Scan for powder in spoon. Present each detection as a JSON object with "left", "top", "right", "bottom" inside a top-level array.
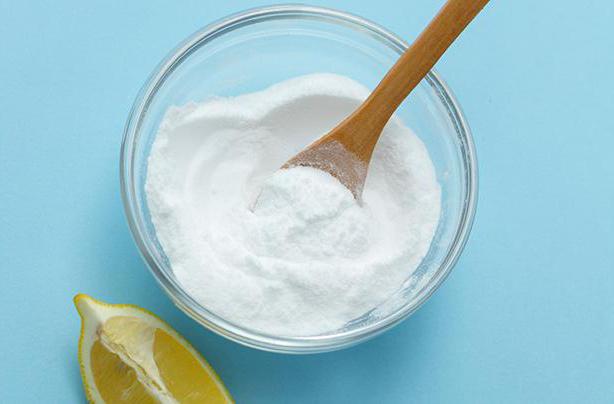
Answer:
[{"left": 146, "top": 73, "right": 441, "bottom": 336}]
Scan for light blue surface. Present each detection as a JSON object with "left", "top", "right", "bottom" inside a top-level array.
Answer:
[{"left": 1, "top": 0, "right": 613, "bottom": 402}]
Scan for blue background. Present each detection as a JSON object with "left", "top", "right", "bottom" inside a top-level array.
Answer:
[{"left": 1, "top": 0, "right": 613, "bottom": 402}]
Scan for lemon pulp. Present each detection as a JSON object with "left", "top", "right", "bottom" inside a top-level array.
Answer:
[{"left": 75, "top": 294, "right": 232, "bottom": 404}]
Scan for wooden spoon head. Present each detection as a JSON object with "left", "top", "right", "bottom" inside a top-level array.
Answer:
[{"left": 282, "top": 139, "right": 367, "bottom": 201}]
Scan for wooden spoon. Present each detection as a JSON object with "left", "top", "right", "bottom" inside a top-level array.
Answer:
[{"left": 282, "top": 0, "right": 489, "bottom": 200}]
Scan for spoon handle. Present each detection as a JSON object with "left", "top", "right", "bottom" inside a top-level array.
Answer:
[{"left": 359, "top": 0, "right": 489, "bottom": 134}]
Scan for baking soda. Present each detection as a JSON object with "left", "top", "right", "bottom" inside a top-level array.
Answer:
[{"left": 146, "top": 74, "right": 441, "bottom": 336}]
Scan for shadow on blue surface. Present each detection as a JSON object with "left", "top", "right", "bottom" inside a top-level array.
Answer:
[
  {"left": 217, "top": 298, "right": 444, "bottom": 402},
  {"left": 66, "top": 344, "right": 86, "bottom": 402}
]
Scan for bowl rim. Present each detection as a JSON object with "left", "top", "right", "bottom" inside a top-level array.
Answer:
[{"left": 120, "top": 3, "right": 478, "bottom": 353}]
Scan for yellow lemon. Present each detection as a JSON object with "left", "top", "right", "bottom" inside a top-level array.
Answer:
[{"left": 74, "top": 294, "right": 233, "bottom": 403}]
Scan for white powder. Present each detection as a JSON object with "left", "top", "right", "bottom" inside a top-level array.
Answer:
[{"left": 146, "top": 74, "right": 441, "bottom": 336}]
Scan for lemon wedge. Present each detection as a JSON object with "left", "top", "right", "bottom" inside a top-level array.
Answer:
[{"left": 74, "top": 294, "right": 233, "bottom": 404}]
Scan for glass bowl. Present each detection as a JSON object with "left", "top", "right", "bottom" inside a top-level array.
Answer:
[{"left": 120, "top": 4, "right": 477, "bottom": 353}]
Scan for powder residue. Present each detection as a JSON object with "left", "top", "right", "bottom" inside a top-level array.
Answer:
[{"left": 146, "top": 73, "right": 441, "bottom": 336}]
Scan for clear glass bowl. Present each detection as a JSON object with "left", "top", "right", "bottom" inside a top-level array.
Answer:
[{"left": 120, "top": 4, "right": 477, "bottom": 353}]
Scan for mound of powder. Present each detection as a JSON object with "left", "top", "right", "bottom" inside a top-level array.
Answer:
[
  {"left": 249, "top": 167, "right": 370, "bottom": 261},
  {"left": 146, "top": 73, "right": 441, "bottom": 336}
]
